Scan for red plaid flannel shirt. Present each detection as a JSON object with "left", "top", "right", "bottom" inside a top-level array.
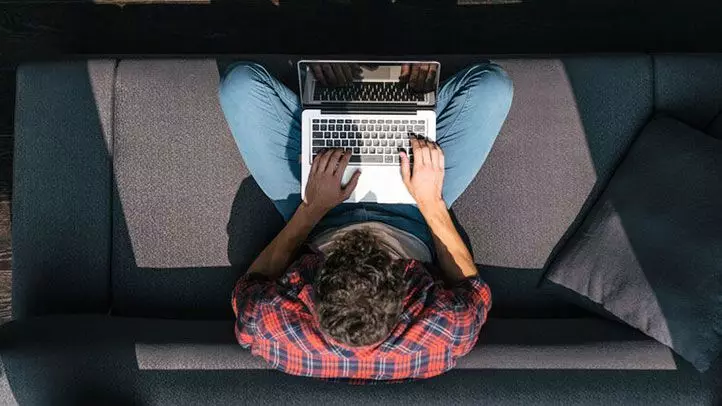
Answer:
[{"left": 232, "top": 253, "right": 491, "bottom": 382}]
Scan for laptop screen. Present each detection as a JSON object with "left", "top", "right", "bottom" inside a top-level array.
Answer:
[{"left": 298, "top": 61, "right": 439, "bottom": 108}]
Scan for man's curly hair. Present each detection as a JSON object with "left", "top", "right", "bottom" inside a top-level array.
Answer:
[{"left": 314, "top": 228, "right": 407, "bottom": 347}]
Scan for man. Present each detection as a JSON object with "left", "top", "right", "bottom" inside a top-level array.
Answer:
[{"left": 219, "top": 61, "right": 513, "bottom": 381}]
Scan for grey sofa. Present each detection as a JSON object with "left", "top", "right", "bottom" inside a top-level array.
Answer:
[{"left": 2, "top": 55, "right": 721, "bottom": 405}]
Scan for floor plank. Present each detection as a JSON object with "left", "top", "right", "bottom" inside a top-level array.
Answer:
[{"left": 0, "top": 137, "right": 12, "bottom": 325}]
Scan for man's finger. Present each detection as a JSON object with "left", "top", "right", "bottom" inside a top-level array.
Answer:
[
  {"left": 311, "top": 64, "right": 327, "bottom": 87},
  {"left": 418, "top": 139, "right": 431, "bottom": 165},
  {"left": 315, "top": 149, "right": 333, "bottom": 172},
  {"left": 334, "top": 150, "right": 351, "bottom": 176},
  {"left": 331, "top": 64, "right": 348, "bottom": 86},
  {"left": 399, "top": 64, "right": 411, "bottom": 84},
  {"left": 399, "top": 150, "right": 412, "bottom": 187},
  {"left": 342, "top": 170, "right": 362, "bottom": 199},
  {"left": 323, "top": 149, "right": 344, "bottom": 172},
  {"left": 321, "top": 64, "right": 338, "bottom": 87},
  {"left": 341, "top": 64, "right": 355, "bottom": 85},
  {"left": 424, "top": 65, "right": 438, "bottom": 92},
  {"left": 310, "top": 149, "right": 322, "bottom": 173},
  {"left": 437, "top": 146, "right": 445, "bottom": 170},
  {"left": 416, "top": 64, "right": 430, "bottom": 92},
  {"left": 409, "top": 65, "right": 421, "bottom": 90}
]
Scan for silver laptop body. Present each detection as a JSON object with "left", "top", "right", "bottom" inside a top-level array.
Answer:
[{"left": 298, "top": 60, "right": 440, "bottom": 204}]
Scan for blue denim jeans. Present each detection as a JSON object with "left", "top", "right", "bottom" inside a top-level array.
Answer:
[{"left": 219, "top": 62, "right": 513, "bottom": 250}]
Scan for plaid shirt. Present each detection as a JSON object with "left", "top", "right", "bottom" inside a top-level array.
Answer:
[{"left": 232, "top": 253, "right": 491, "bottom": 382}]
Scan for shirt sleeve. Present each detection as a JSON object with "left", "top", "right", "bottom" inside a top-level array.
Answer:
[
  {"left": 231, "top": 273, "right": 274, "bottom": 349},
  {"left": 438, "top": 275, "right": 492, "bottom": 357}
]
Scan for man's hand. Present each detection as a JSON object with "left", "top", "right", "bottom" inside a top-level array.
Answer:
[
  {"left": 310, "top": 63, "right": 362, "bottom": 87},
  {"left": 399, "top": 64, "right": 438, "bottom": 93},
  {"left": 400, "top": 138, "right": 445, "bottom": 209},
  {"left": 304, "top": 149, "right": 361, "bottom": 215}
]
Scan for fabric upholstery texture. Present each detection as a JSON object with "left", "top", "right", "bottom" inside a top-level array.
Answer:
[
  {"left": 654, "top": 54, "right": 722, "bottom": 130},
  {"left": 545, "top": 117, "right": 722, "bottom": 371},
  {"left": 452, "top": 56, "right": 653, "bottom": 269},
  {"left": 12, "top": 61, "right": 116, "bottom": 318},
  {"left": 9, "top": 55, "right": 722, "bottom": 404},
  {"left": 111, "top": 59, "right": 285, "bottom": 318},
  {"left": 1, "top": 316, "right": 718, "bottom": 406}
]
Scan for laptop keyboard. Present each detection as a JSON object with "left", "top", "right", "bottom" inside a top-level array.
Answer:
[
  {"left": 311, "top": 117, "right": 427, "bottom": 165},
  {"left": 313, "top": 82, "right": 425, "bottom": 103}
]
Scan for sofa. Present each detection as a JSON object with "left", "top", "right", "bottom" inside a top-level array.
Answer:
[{"left": 2, "top": 55, "right": 721, "bottom": 405}]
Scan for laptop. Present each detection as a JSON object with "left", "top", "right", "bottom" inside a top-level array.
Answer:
[{"left": 299, "top": 60, "right": 440, "bottom": 204}]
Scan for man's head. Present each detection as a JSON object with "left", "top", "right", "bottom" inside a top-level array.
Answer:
[{"left": 313, "top": 228, "right": 406, "bottom": 347}]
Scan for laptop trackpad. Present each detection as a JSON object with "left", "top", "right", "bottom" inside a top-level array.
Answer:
[{"left": 341, "top": 165, "right": 414, "bottom": 204}]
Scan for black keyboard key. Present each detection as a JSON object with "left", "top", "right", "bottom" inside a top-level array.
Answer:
[
  {"left": 320, "top": 124, "right": 327, "bottom": 131},
  {"left": 369, "top": 148, "right": 376, "bottom": 154},
  {"left": 410, "top": 120, "right": 418, "bottom": 124},
  {"left": 381, "top": 140, "right": 387, "bottom": 147},
  {"left": 379, "top": 133, "right": 386, "bottom": 139},
  {"left": 345, "top": 119, "right": 352, "bottom": 123},
  {"left": 340, "top": 132, "right": 347, "bottom": 138},
  {"left": 369, "top": 119, "right": 376, "bottom": 124},
  {"left": 399, "top": 125, "right": 405, "bottom": 131},
  {"left": 383, "top": 125, "right": 390, "bottom": 131},
  {"left": 371, "top": 132, "right": 378, "bottom": 138},
  {"left": 332, "top": 132, "right": 339, "bottom": 138},
  {"left": 389, "top": 140, "right": 396, "bottom": 147},
  {"left": 328, "top": 124, "right": 335, "bottom": 131},
  {"left": 402, "top": 120, "right": 409, "bottom": 124},
  {"left": 395, "top": 133, "right": 402, "bottom": 139},
  {"left": 385, "top": 148, "right": 393, "bottom": 154},
  {"left": 353, "top": 147, "right": 360, "bottom": 154},
  {"left": 353, "top": 119, "right": 360, "bottom": 123},
  {"left": 312, "top": 119, "right": 320, "bottom": 123},
  {"left": 350, "top": 155, "right": 383, "bottom": 163},
  {"left": 352, "top": 125, "right": 358, "bottom": 131},
  {"left": 414, "top": 125, "right": 425, "bottom": 132},
  {"left": 329, "top": 119, "right": 336, "bottom": 123},
  {"left": 361, "top": 147, "right": 368, "bottom": 154},
  {"left": 312, "top": 132, "right": 323, "bottom": 138},
  {"left": 326, "top": 140, "right": 334, "bottom": 147},
  {"left": 373, "top": 140, "right": 380, "bottom": 146},
  {"left": 361, "top": 119, "right": 368, "bottom": 124},
  {"left": 360, "top": 125, "right": 366, "bottom": 131},
  {"left": 375, "top": 125, "right": 382, "bottom": 131},
  {"left": 334, "top": 140, "right": 341, "bottom": 147},
  {"left": 312, "top": 140, "right": 325, "bottom": 146},
  {"left": 363, "top": 132, "right": 370, "bottom": 138},
  {"left": 393, "top": 120, "right": 400, "bottom": 124},
  {"left": 394, "top": 155, "right": 400, "bottom": 163},
  {"left": 342, "top": 140, "right": 349, "bottom": 146},
  {"left": 385, "top": 156, "right": 394, "bottom": 163},
  {"left": 313, "top": 124, "right": 319, "bottom": 130},
  {"left": 350, "top": 140, "right": 357, "bottom": 146},
  {"left": 355, "top": 132, "right": 362, "bottom": 139},
  {"left": 320, "top": 119, "right": 328, "bottom": 123},
  {"left": 344, "top": 125, "right": 351, "bottom": 131}
]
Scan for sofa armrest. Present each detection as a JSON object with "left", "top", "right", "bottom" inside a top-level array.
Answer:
[{"left": 12, "top": 61, "right": 116, "bottom": 318}]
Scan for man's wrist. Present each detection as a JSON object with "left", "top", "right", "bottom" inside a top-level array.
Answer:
[
  {"left": 297, "top": 202, "right": 328, "bottom": 225},
  {"left": 417, "top": 198, "right": 447, "bottom": 217}
]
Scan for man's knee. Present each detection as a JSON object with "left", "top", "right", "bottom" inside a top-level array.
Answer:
[
  {"left": 462, "top": 63, "right": 514, "bottom": 107},
  {"left": 219, "top": 62, "right": 270, "bottom": 100}
]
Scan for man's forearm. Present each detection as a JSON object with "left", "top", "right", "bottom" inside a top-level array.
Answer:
[
  {"left": 247, "top": 203, "right": 325, "bottom": 279},
  {"left": 419, "top": 199, "right": 478, "bottom": 284}
]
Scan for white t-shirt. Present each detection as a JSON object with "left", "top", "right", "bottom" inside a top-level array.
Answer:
[{"left": 311, "top": 221, "right": 432, "bottom": 263}]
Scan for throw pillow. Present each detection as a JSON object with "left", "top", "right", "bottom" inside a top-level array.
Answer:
[{"left": 545, "top": 116, "right": 722, "bottom": 371}]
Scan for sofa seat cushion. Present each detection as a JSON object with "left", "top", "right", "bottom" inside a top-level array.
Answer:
[
  {"left": 1, "top": 315, "right": 718, "bottom": 406},
  {"left": 111, "top": 59, "right": 284, "bottom": 318}
]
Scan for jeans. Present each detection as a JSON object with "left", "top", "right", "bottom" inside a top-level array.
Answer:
[{"left": 219, "top": 62, "right": 513, "bottom": 250}]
